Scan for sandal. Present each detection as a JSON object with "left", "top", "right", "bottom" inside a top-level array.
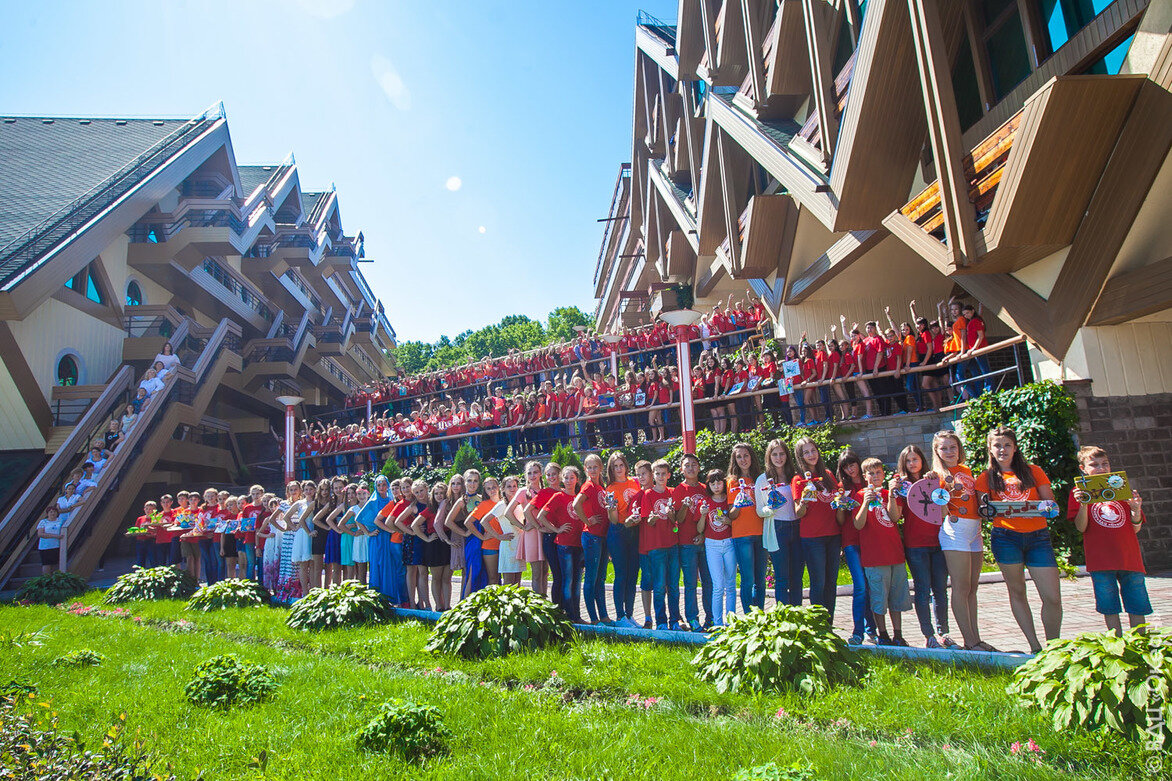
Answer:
[{"left": 971, "top": 641, "right": 1001, "bottom": 653}]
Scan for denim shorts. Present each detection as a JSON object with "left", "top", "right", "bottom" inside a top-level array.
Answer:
[
  {"left": 864, "top": 564, "right": 912, "bottom": 614},
  {"left": 1090, "top": 570, "right": 1152, "bottom": 616},
  {"left": 989, "top": 527, "right": 1057, "bottom": 568}
]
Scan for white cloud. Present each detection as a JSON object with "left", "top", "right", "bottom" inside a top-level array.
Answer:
[
  {"left": 477, "top": 225, "right": 487, "bottom": 234},
  {"left": 445, "top": 176, "right": 463, "bottom": 192},
  {"left": 370, "top": 54, "right": 411, "bottom": 111},
  {"left": 295, "top": 0, "right": 356, "bottom": 19}
]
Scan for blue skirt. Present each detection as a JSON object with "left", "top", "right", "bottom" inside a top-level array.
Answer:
[
  {"left": 463, "top": 529, "right": 487, "bottom": 595},
  {"left": 324, "top": 530, "right": 342, "bottom": 564}
]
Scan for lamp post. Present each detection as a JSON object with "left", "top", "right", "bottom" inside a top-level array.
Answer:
[
  {"left": 658, "top": 309, "right": 702, "bottom": 454},
  {"left": 276, "top": 395, "right": 304, "bottom": 484},
  {"left": 602, "top": 333, "right": 623, "bottom": 379}
]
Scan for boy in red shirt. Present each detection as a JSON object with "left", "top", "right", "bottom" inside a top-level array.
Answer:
[
  {"left": 852, "top": 458, "right": 911, "bottom": 646},
  {"left": 672, "top": 453, "right": 711, "bottom": 631},
  {"left": 1068, "top": 446, "right": 1150, "bottom": 635},
  {"left": 637, "top": 460, "right": 681, "bottom": 630}
]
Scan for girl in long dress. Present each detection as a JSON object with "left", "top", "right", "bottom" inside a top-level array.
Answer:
[
  {"left": 505, "top": 461, "right": 547, "bottom": 594},
  {"left": 486, "top": 476, "right": 523, "bottom": 585},
  {"left": 290, "top": 479, "right": 318, "bottom": 596},
  {"left": 439, "top": 474, "right": 467, "bottom": 595},
  {"left": 360, "top": 476, "right": 393, "bottom": 595},
  {"left": 449, "top": 470, "right": 488, "bottom": 597}
]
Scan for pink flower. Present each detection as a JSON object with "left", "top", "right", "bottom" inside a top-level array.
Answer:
[
  {"left": 1026, "top": 739, "right": 1043, "bottom": 754},
  {"left": 1011, "top": 741, "right": 1021, "bottom": 754},
  {"left": 869, "top": 740, "right": 877, "bottom": 747},
  {"left": 774, "top": 708, "right": 789, "bottom": 719},
  {"left": 549, "top": 670, "right": 558, "bottom": 676},
  {"left": 942, "top": 744, "right": 951, "bottom": 750}
]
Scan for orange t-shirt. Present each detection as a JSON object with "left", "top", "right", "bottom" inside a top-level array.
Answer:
[
  {"left": 902, "top": 334, "right": 919, "bottom": 362},
  {"left": 727, "top": 477, "right": 762, "bottom": 538},
  {"left": 471, "top": 499, "right": 500, "bottom": 551},
  {"left": 942, "top": 464, "right": 979, "bottom": 520},
  {"left": 974, "top": 464, "right": 1051, "bottom": 533},
  {"left": 605, "top": 479, "right": 641, "bottom": 519},
  {"left": 947, "top": 316, "right": 968, "bottom": 353},
  {"left": 377, "top": 499, "right": 407, "bottom": 544}
]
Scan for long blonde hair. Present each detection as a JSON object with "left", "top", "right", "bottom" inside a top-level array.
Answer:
[{"left": 930, "top": 430, "right": 965, "bottom": 475}]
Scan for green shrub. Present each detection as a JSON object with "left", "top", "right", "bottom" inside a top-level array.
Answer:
[
  {"left": 186, "top": 578, "right": 270, "bottom": 612},
  {"left": 599, "top": 442, "right": 660, "bottom": 469},
  {"left": 402, "top": 461, "right": 450, "bottom": 487},
  {"left": 1, "top": 680, "right": 37, "bottom": 700},
  {"left": 732, "top": 763, "right": 814, "bottom": 781},
  {"left": 14, "top": 570, "right": 88, "bottom": 604},
  {"left": 960, "top": 380, "right": 1082, "bottom": 562},
  {"left": 549, "top": 442, "right": 583, "bottom": 472},
  {"left": 379, "top": 456, "right": 403, "bottom": 482},
  {"left": 666, "top": 421, "right": 842, "bottom": 474},
  {"left": 448, "top": 440, "right": 488, "bottom": 480},
  {"left": 1008, "top": 628, "right": 1171, "bottom": 745},
  {"left": 286, "top": 581, "right": 392, "bottom": 631},
  {"left": 184, "top": 654, "right": 278, "bottom": 709},
  {"left": 692, "top": 605, "right": 860, "bottom": 695},
  {"left": 0, "top": 698, "right": 176, "bottom": 780},
  {"left": 426, "top": 584, "right": 573, "bottom": 660},
  {"left": 52, "top": 649, "right": 105, "bottom": 668},
  {"left": 355, "top": 699, "right": 451, "bottom": 763},
  {"left": 104, "top": 566, "right": 198, "bottom": 604}
]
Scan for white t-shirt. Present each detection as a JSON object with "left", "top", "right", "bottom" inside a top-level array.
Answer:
[
  {"left": 154, "top": 352, "right": 181, "bottom": 372},
  {"left": 140, "top": 376, "right": 165, "bottom": 396},
  {"left": 56, "top": 493, "right": 82, "bottom": 522},
  {"left": 37, "top": 518, "right": 64, "bottom": 549},
  {"left": 89, "top": 456, "right": 108, "bottom": 475},
  {"left": 76, "top": 477, "right": 98, "bottom": 496}
]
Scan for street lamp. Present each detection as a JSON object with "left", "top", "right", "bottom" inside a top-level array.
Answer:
[
  {"left": 601, "top": 333, "right": 624, "bottom": 378},
  {"left": 276, "top": 395, "right": 304, "bottom": 484},
  {"left": 657, "top": 309, "right": 702, "bottom": 453}
]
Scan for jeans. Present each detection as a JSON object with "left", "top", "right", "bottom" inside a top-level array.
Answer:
[
  {"left": 793, "top": 390, "right": 807, "bottom": 425},
  {"left": 819, "top": 385, "right": 833, "bottom": 422},
  {"left": 581, "top": 532, "right": 610, "bottom": 623},
  {"left": 801, "top": 534, "right": 840, "bottom": 620},
  {"left": 168, "top": 538, "right": 182, "bottom": 567},
  {"left": 904, "top": 372, "right": 922, "bottom": 410},
  {"left": 842, "top": 544, "right": 877, "bottom": 638},
  {"left": 388, "top": 541, "right": 407, "bottom": 605},
  {"left": 965, "top": 354, "right": 993, "bottom": 398},
  {"left": 647, "top": 547, "right": 680, "bottom": 626},
  {"left": 134, "top": 539, "right": 152, "bottom": 568},
  {"left": 542, "top": 533, "right": 564, "bottom": 611},
  {"left": 679, "top": 543, "right": 711, "bottom": 625},
  {"left": 905, "top": 546, "right": 949, "bottom": 637},
  {"left": 608, "top": 524, "right": 639, "bottom": 619},
  {"left": 769, "top": 520, "right": 804, "bottom": 606},
  {"left": 556, "top": 545, "right": 584, "bottom": 623},
  {"left": 241, "top": 542, "right": 256, "bottom": 580},
  {"left": 705, "top": 537, "right": 737, "bottom": 624},
  {"left": 732, "top": 536, "right": 766, "bottom": 612},
  {"left": 198, "top": 538, "right": 220, "bottom": 584}
]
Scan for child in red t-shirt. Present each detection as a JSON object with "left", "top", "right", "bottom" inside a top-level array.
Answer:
[
  {"left": 853, "top": 458, "right": 911, "bottom": 646},
  {"left": 1068, "top": 445, "right": 1150, "bottom": 635}
]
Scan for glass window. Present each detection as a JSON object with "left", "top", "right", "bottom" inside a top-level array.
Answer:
[
  {"left": 1084, "top": 33, "right": 1135, "bottom": 75},
  {"left": 987, "top": 12, "right": 1031, "bottom": 99},
  {"left": 56, "top": 355, "right": 78, "bottom": 387},
  {"left": 982, "top": 0, "right": 1016, "bottom": 25},
  {"left": 126, "top": 280, "right": 143, "bottom": 307},
  {"left": 952, "top": 38, "right": 984, "bottom": 131},
  {"left": 63, "top": 262, "right": 107, "bottom": 305}
]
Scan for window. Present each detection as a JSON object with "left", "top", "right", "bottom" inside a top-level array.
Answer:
[
  {"left": 952, "top": 38, "right": 984, "bottom": 131},
  {"left": 63, "top": 261, "right": 108, "bottom": 305},
  {"left": 985, "top": 7, "right": 1031, "bottom": 99},
  {"left": 1040, "top": 0, "right": 1115, "bottom": 57},
  {"left": 126, "top": 280, "right": 143, "bottom": 307},
  {"left": 56, "top": 355, "right": 79, "bottom": 387}
]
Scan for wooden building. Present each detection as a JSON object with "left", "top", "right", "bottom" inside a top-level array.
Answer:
[
  {"left": 594, "top": 1, "right": 1172, "bottom": 565},
  {"left": 0, "top": 104, "right": 395, "bottom": 587}
]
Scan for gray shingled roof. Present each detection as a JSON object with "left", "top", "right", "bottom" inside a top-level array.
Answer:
[
  {"left": 237, "top": 164, "right": 280, "bottom": 199},
  {"left": 301, "top": 191, "right": 326, "bottom": 224},
  {"left": 0, "top": 117, "right": 191, "bottom": 252}
]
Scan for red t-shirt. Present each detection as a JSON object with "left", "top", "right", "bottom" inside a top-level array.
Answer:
[
  {"left": 579, "top": 480, "right": 608, "bottom": 536},
  {"left": 672, "top": 482, "right": 708, "bottom": 545},
  {"left": 966, "top": 315, "right": 988, "bottom": 350},
  {"left": 855, "top": 489, "right": 905, "bottom": 566},
  {"left": 792, "top": 471, "right": 840, "bottom": 538},
  {"left": 862, "top": 336, "right": 885, "bottom": 372},
  {"left": 239, "top": 502, "right": 264, "bottom": 545},
  {"left": 839, "top": 483, "right": 865, "bottom": 548},
  {"left": 898, "top": 491, "right": 941, "bottom": 549},
  {"left": 155, "top": 508, "right": 180, "bottom": 544},
  {"left": 1066, "top": 490, "right": 1144, "bottom": 573},
  {"left": 702, "top": 496, "right": 732, "bottom": 540},
  {"left": 530, "top": 487, "right": 559, "bottom": 520},
  {"left": 636, "top": 487, "right": 676, "bottom": 552},
  {"left": 545, "top": 491, "right": 582, "bottom": 547}
]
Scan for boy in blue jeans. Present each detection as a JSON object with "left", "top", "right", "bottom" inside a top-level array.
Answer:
[{"left": 1068, "top": 446, "right": 1151, "bottom": 636}]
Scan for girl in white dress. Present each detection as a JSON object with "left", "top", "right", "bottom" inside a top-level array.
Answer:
[{"left": 289, "top": 479, "right": 317, "bottom": 596}]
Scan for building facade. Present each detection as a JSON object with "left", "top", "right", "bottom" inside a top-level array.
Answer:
[
  {"left": 594, "top": 1, "right": 1172, "bottom": 565},
  {"left": 0, "top": 104, "right": 395, "bottom": 585}
]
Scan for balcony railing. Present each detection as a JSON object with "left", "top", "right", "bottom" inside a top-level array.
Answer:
[{"left": 202, "top": 257, "right": 275, "bottom": 321}]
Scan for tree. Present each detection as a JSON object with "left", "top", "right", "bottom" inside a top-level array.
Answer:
[
  {"left": 546, "top": 306, "right": 592, "bottom": 344},
  {"left": 448, "top": 441, "right": 488, "bottom": 481}
]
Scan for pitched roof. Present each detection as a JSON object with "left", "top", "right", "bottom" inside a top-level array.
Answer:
[
  {"left": 0, "top": 113, "right": 211, "bottom": 288},
  {"left": 237, "top": 164, "right": 281, "bottom": 199},
  {"left": 301, "top": 191, "right": 326, "bottom": 224}
]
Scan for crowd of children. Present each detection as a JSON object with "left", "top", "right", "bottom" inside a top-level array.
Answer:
[{"left": 71, "top": 427, "right": 1152, "bottom": 650}]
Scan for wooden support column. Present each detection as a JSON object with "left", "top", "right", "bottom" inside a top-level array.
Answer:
[
  {"left": 907, "top": 0, "right": 978, "bottom": 266},
  {"left": 740, "top": 0, "right": 768, "bottom": 105},
  {"left": 802, "top": 0, "right": 838, "bottom": 164}
]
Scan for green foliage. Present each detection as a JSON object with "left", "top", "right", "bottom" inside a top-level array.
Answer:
[
  {"left": 426, "top": 584, "right": 574, "bottom": 660},
  {"left": 391, "top": 306, "right": 593, "bottom": 374},
  {"left": 286, "top": 581, "right": 392, "bottom": 631},
  {"left": 355, "top": 699, "right": 452, "bottom": 763},
  {"left": 485, "top": 451, "right": 521, "bottom": 482},
  {"left": 51, "top": 649, "right": 104, "bottom": 668},
  {"left": 598, "top": 441, "right": 662, "bottom": 470},
  {"left": 184, "top": 654, "right": 278, "bottom": 710},
  {"left": 692, "top": 605, "right": 861, "bottom": 695},
  {"left": 379, "top": 456, "right": 402, "bottom": 482},
  {"left": 185, "top": 578, "right": 270, "bottom": 612},
  {"left": 0, "top": 628, "right": 48, "bottom": 649},
  {"left": 447, "top": 441, "right": 487, "bottom": 481},
  {"left": 549, "top": 441, "right": 584, "bottom": 472},
  {"left": 666, "top": 420, "right": 843, "bottom": 475},
  {"left": 1008, "top": 628, "right": 1171, "bottom": 746},
  {"left": 402, "top": 461, "right": 450, "bottom": 487},
  {"left": 959, "top": 381, "right": 1082, "bottom": 562},
  {"left": 1, "top": 680, "right": 38, "bottom": 700},
  {"left": 14, "top": 570, "right": 89, "bottom": 605},
  {"left": 0, "top": 697, "right": 177, "bottom": 780},
  {"left": 104, "top": 566, "right": 198, "bottom": 604},
  {"left": 732, "top": 763, "right": 814, "bottom": 781}
]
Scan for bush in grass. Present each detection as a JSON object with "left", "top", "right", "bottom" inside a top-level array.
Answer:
[
  {"left": 549, "top": 442, "right": 583, "bottom": 472},
  {"left": 426, "top": 584, "right": 573, "bottom": 660},
  {"left": 1008, "top": 628, "right": 1171, "bottom": 745},
  {"left": 732, "top": 763, "right": 814, "bottom": 781},
  {"left": 0, "top": 698, "right": 177, "bottom": 780},
  {"left": 186, "top": 578, "right": 270, "bottom": 611},
  {"left": 355, "top": 699, "right": 451, "bottom": 763},
  {"left": 286, "top": 580, "right": 392, "bottom": 631},
  {"left": 1, "top": 680, "right": 37, "bottom": 700},
  {"left": 692, "top": 605, "right": 860, "bottom": 695},
  {"left": 52, "top": 649, "right": 105, "bottom": 668},
  {"left": 184, "top": 654, "right": 278, "bottom": 710},
  {"left": 104, "top": 565, "right": 198, "bottom": 604},
  {"left": 14, "top": 570, "right": 88, "bottom": 604}
]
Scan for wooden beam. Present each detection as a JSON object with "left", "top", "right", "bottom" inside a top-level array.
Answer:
[
  {"left": 696, "top": 122, "right": 728, "bottom": 255},
  {"left": 802, "top": 0, "right": 839, "bottom": 164},
  {"left": 695, "top": 254, "right": 727, "bottom": 297},
  {"left": 740, "top": 0, "right": 769, "bottom": 105},
  {"left": 785, "top": 229, "right": 884, "bottom": 303},
  {"left": 0, "top": 321, "right": 52, "bottom": 438},
  {"left": 907, "top": 0, "right": 978, "bottom": 265},
  {"left": 1087, "top": 257, "right": 1172, "bottom": 326},
  {"left": 716, "top": 133, "right": 750, "bottom": 272}
]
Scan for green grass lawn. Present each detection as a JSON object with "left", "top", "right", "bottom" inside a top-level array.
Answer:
[{"left": 0, "top": 596, "right": 1146, "bottom": 780}]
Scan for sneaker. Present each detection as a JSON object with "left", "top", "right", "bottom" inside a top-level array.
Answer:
[
  {"left": 876, "top": 634, "right": 893, "bottom": 646},
  {"left": 642, "top": 619, "right": 652, "bottom": 630},
  {"left": 848, "top": 633, "right": 864, "bottom": 646},
  {"left": 688, "top": 620, "right": 702, "bottom": 632},
  {"left": 669, "top": 621, "right": 682, "bottom": 631},
  {"left": 925, "top": 635, "right": 942, "bottom": 649},
  {"left": 865, "top": 632, "right": 880, "bottom": 645},
  {"left": 892, "top": 635, "right": 909, "bottom": 647},
  {"left": 622, "top": 617, "right": 640, "bottom": 629},
  {"left": 940, "top": 635, "right": 960, "bottom": 648}
]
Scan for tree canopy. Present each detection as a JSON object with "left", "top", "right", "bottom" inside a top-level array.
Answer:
[{"left": 390, "top": 306, "right": 592, "bottom": 375}]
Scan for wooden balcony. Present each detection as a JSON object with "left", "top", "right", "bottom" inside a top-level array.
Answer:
[{"left": 716, "top": 193, "right": 798, "bottom": 280}]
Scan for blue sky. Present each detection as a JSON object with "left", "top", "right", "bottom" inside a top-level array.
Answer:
[{"left": 1, "top": 0, "right": 677, "bottom": 342}]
